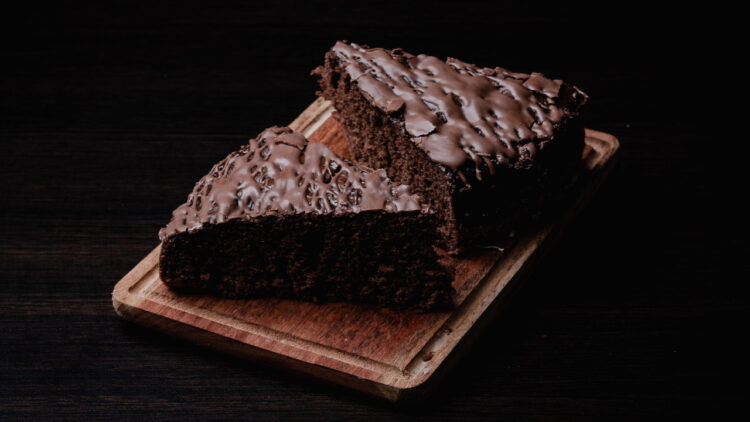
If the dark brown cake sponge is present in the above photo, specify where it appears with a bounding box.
[314,42,587,253]
[159,126,455,310]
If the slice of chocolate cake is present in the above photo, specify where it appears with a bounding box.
[314,41,588,254]
[158,126,454,310]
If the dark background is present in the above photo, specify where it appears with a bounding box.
[1,1,744,420]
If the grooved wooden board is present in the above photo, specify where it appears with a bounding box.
[112,98,619,401]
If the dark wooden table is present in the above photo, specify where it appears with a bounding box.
[1,1,743,420]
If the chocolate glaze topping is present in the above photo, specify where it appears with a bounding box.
[330,42,588,181]
[159,126,422,240]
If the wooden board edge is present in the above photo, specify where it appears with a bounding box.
[585,128,620,149]
[584,128,621,169]
[289,97,334,135]
[112,292,405,402]
[111,244,161,308]
[387,129,621,398]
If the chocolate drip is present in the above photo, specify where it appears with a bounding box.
[159,126,423,240]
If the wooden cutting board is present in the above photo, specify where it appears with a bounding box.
[112,98,620,401]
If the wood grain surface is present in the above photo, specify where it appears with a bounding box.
[112,97,618,400]
[2,1,741,420]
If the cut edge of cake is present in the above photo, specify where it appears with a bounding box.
[159,126,456,310]
[313,41,588,253]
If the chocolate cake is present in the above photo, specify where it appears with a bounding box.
[314,42,588,253]
[158,126,454,309]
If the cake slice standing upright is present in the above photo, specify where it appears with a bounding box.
[314,42,588,254]
[159,126,454,310]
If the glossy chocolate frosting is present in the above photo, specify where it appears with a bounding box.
[330,42,588,182]
[160,126,422,240]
